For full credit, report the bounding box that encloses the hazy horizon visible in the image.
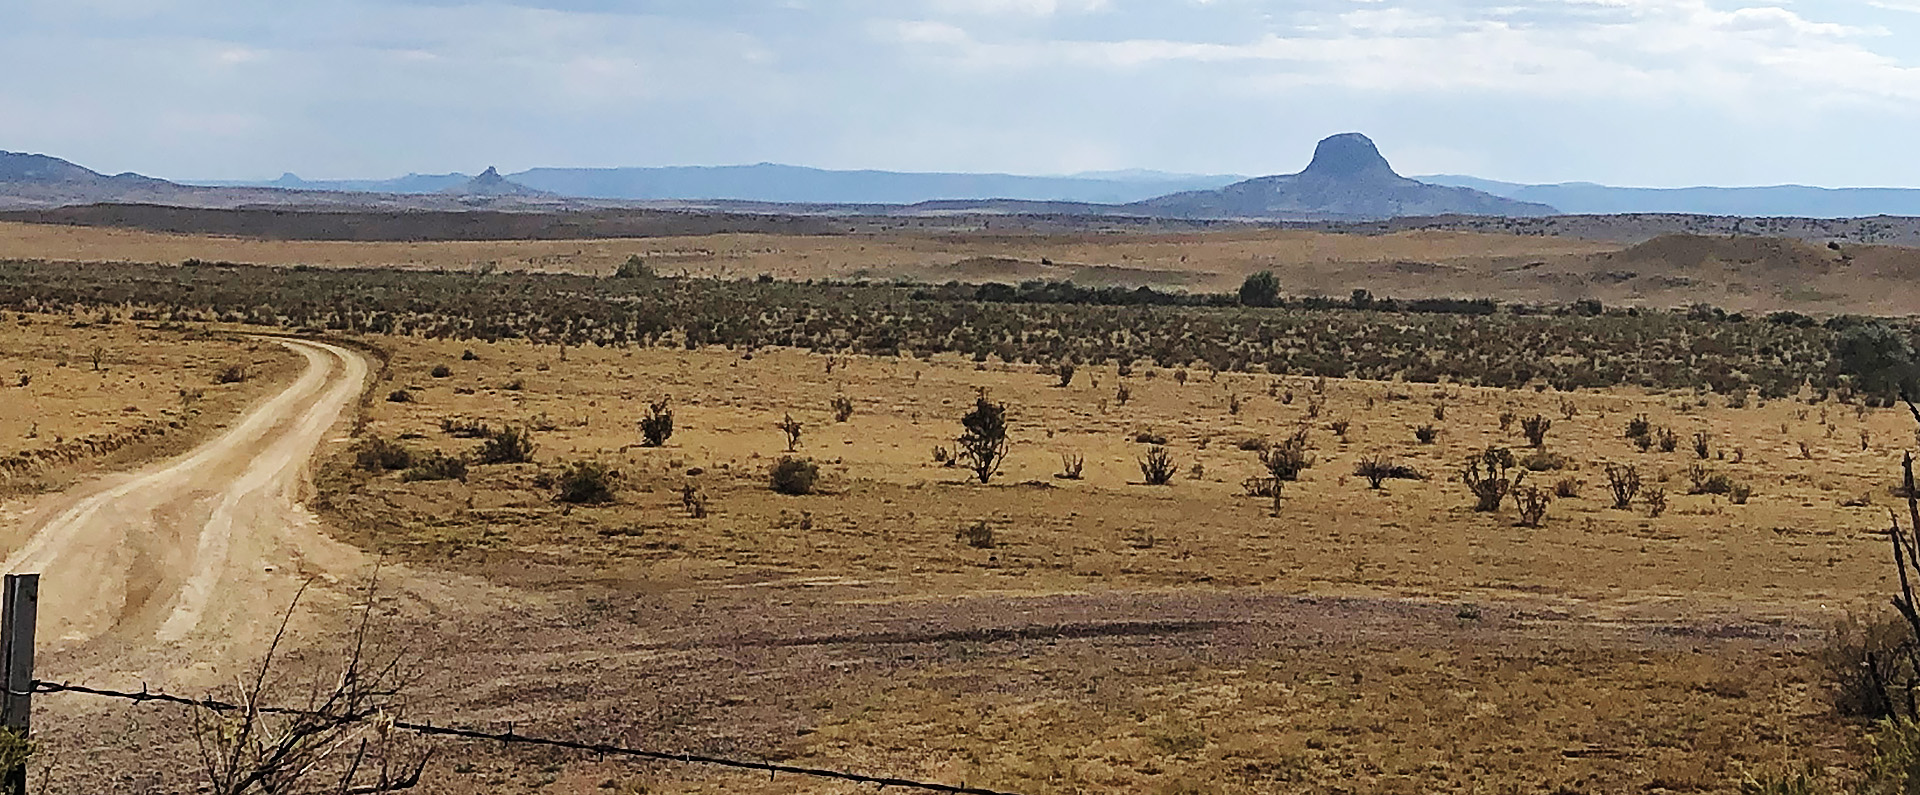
[9,0,1920,189]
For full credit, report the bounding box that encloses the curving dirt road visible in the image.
[0,337,377,685]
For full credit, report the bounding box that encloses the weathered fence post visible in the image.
[1,574,39,795]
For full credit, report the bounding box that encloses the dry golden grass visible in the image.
[6,308,1903,794]
[330,335,1904,616]
[0,312,298,495]
[302,331,1908,794]
[12,219,1920,313]
[0,220,1617,296]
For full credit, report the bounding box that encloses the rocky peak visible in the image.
[1300,133,1397,180]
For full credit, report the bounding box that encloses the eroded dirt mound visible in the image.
[1608,233,1845,274]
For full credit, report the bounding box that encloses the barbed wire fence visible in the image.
[0,572,1030,795]
[24,679,1029,795]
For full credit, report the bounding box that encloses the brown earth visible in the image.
[1,287,1909,793]
[8,216,1920,314]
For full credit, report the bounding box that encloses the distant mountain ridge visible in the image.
[1127,134,1556,220]
[1420,175,1920,219]
[1,150,169,188]
[15,139,1920,220]
[212,164,1245,204]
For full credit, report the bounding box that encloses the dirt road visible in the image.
[0,337,375,686]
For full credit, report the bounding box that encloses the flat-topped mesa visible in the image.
[1301,133,1397,180]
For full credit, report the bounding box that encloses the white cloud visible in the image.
[928,0,1108,15]
[885,0,1920,105]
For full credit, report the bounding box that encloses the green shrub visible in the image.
[1519,450,1568,472]
[1626,414,1651,439]
[957,520,996,549]
[1238,270,1280,308]
[1687,465,1735,495]
[770,457,820,495]
[430,364,452,378]
[475,426,535,465]
[554,461,617,504]
[354,435,414,473]
[401,451,468,482]
[614,254,655,279]
[1864,718,1920,794]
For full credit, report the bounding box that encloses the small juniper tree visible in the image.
[640,398,674,447]
[1238,270,1280,308]
[957,395,1010,484]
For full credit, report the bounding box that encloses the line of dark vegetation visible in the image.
[0,257,1906,397]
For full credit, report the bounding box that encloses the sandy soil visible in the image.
[4,325,1897,794]
[1,338,382,685]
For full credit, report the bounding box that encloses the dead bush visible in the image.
[1139,445,1176,485]
[1521,414,1551,448]
[1260,429,1314,481]
[1057,452,1085,480]
[1515,485,1551,527]
[1354,455,1423,489]
[1462,446,1520,512]
[1824,613,1920,719]
[958,520,996,549]
[1519,450,1568,472]
[1605,463,1641,509]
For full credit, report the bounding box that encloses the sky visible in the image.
[5,0,1920,187]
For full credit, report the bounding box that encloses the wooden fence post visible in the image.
[1,574,39,795]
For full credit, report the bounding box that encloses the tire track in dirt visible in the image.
[0,337,380,685]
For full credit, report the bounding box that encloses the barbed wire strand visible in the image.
[29,680,1027,795]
